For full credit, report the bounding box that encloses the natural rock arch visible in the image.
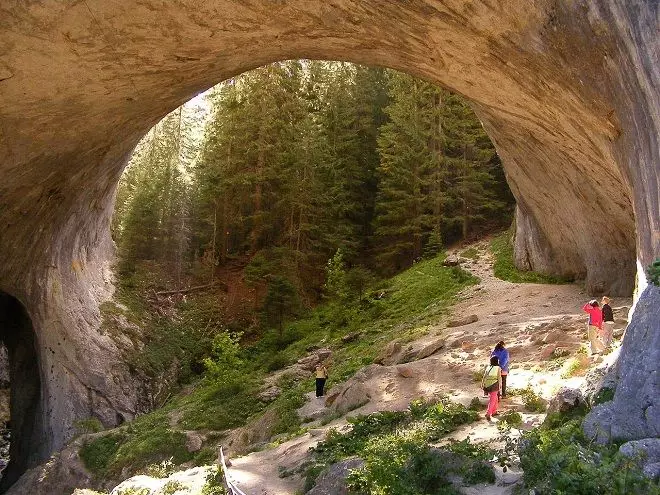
[0,0,657,491]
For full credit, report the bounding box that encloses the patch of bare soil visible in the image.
[226,242,631,494]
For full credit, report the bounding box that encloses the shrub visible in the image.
[593,386,616,406]
[520,414,658,494]
[80,433,126,475]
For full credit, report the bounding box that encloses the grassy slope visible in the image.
[81,254,477,480]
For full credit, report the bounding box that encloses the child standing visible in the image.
[481,356,502,421]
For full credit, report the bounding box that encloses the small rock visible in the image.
[341,332,361,344]
[307,458,365,494]
[396,365,418,378]
[185,431,204,453]
[442,256,461,266]
[373,341,401,365]
[539,345,557,360]
[258,386,282,402]
[447,315,479,328]
[547,387,585,415]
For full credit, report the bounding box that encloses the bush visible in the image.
[80,433,126,475]
[520,415,658,494]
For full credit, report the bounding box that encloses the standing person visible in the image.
[481,356,502,421]
[582,299,604,355]
[601,296,614,349]
[491,341,510,398]
[315,363,328,398]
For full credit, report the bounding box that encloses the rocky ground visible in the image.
[85,242,632,494]
[225,242,630,494]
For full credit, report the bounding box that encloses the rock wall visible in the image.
[0,0,657,491]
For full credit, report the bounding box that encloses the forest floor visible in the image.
[225,241,630,494]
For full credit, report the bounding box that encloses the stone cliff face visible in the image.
[0,0,657,491]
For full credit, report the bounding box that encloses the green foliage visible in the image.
[75,417,104,435]
[497,410,523,427]
[593,386,616,406]
[491,231,570,284]
[647,258,660,286]
[203,332,244,383]
[510,387,546,413]
[324,249,349,301]
[520,415,658,494]
[561,357,583,378]
[262,276,300,336]
[270,386,308,436]
[308,398,480,493]
[461,460,496,485]
[162,481,186,495]
[175,379,261,431]
[80,433,126,475]
[201,466,228,495]
[445,438,494,461]
[141,457,175,478]
[80,411,193,479]
[116,488,150,495]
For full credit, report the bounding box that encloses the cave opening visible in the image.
[0,292,42,493]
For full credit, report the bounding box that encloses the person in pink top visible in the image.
[582,300,604,355]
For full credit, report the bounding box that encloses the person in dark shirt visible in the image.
[601,296,614,348]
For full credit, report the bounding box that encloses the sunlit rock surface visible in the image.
[0,0,657,492]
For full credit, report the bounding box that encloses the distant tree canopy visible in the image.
[113,60,514,302]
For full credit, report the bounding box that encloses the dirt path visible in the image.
[227,241,630,494]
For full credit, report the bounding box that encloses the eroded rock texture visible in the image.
[0,0,657,491]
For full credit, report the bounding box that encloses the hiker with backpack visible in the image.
[491,341,509,398]
[481,355,502,421]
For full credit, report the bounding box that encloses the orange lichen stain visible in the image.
[71,259,83,273]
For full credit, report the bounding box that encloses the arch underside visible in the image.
[0,1,657,491]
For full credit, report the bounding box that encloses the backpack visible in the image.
[481,365,499,393]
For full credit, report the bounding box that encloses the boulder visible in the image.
[396,365,418,378]
[414,338,446,360]
[185,431,204,453]
[546,387,585,415]
[325,382,370,414]
[341,332,361,344]
[619,438,660,480]
[447,315,479,328]
[257,386,282,403]
[307,458,365,495]
[442,256,461,267]
[297,348,332,371]
[373,341,402,365]
[543,329,569,344]
[539,345,556,360]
